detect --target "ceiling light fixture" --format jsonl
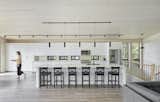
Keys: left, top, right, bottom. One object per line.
{"left": 3, "top": 34, "right": 122, "bottom": 38}
{"left": 79, "top": 41, "right": 81, "bottom": 47}
{"left": 42, "top": 21, "right": 112, "bottom": 24}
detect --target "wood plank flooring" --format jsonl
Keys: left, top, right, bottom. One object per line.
{"left": 0, "top": 72, "right": 122, "bottom": 102}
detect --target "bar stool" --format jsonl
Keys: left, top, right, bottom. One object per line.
{"left": 68, "top": 67, "right": 77, "bottom": 88}
{"left": 108, "top": 67, "right": 120, "bottom": 87}
{"left": 54, "top": 67, "right": 64, "bottom": 88}
{"left": 82, "top": 67, "right": 90, "bottom": 88}
{"left": 95, "top": 67, "right": 105, "bottom": 87}
{"left": 40, "top": 67, "right": 52, "bottom": 87}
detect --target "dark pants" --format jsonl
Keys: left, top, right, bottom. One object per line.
{"left": 17, "top": 64, "right": 23, "bottom": 76}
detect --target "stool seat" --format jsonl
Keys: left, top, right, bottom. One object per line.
{"left": 41, "top": 71, "right": 51, "bottom": 75}
{"left": 69, "top": 71, "right": 77, "bottom": 75}
{"left": 82, "top": 71, "right": 90, "bottom": 75}
{"left": 95, "top": 71, "right": 104, "bottom": 75}
{"left": 54, "top": 72, "right": 64, "bottom": 75}
{"left": 108, "top": 71, "right": 119, "bottom": 75}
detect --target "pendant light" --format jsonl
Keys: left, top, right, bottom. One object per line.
{"left": 49, "top": 42, "right": 51, "bottom": 48}
{"left": 79, "top": 41, "right": 81, "bottom": 47}
{"left": 94, "top": 41, "right": 96, "bottom": 47}
{"left": 64, "top": 42, "right": 66, "bottom": 47}
{"left": 109, "top": 41, "right": 111, "bottom": 47}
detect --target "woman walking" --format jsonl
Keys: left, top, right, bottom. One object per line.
{"left": 12, "top": 51, "right": 24, "bottom": 79}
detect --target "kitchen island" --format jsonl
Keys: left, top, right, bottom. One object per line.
{"left": 35, "top": 64, "right": 126, "bottom": 88}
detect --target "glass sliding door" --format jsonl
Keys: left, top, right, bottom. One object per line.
{"left": 131, "top": 42, "right": 140, "bottom": 70}
{"left": 122, "top": 43, "right": 129, "bottom": 61}
{"left": 122, "top": 42, "right": 129, "bottom": 67}
{"left": 131, "top": 42, "right": 140, "bottom": 63}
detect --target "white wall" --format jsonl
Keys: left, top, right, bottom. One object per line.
{"left": 143, "top": 33, "right": 160, "bottom": 65}
{"left": 6, "top": 42, "right": 122, "bottom": 71}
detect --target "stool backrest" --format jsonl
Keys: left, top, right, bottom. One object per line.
{"left": 96, "top": 67, "right": 105, "bottom": 72}
{"left": 82, "top": 67, "right": 90, "bottom": 72}
{"left": 68, "top": 67, "right": 76, "bottom": 72}
{"left": 111, "top": 67, "right": 120, "bottom": 73}
{"left": 40, "top": 67, "right": 48, "bottom": 72}
{"left": 54, "top": 67, "right": 62, "bottom": 73}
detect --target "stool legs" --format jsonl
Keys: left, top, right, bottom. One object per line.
{"left": 68, "top": 75, "right": 70, "bottom": 88}
{"left": 40, "top": 72, "right": 52, "bottom": 87}
{"left": 75, "top": 74, "right": 77, "bottom": 87}
{"left": 82, "top": 75, "right": 90, "bottom": 88}
{"left": 89, "top": 75, "right": 90, "bottom": 88}
{"left": 54, "top": 75, "right": 55, "bottom": 88}
{"left": 108, "top": 74, "right": 120, "bottom": 88}
{"left": 63, "top": 74, "right": 64, "bottom": 87}
{"left": 68, "top": 75, "right": 77, "bottom": 88}
{"left": 82, "top": 75, "right": 84, "bottom": 88}
{"left": 103, "top": 75, "right": 105, "bottom": 88}
{"left": 95, "top": 74, "right": 97, "bottom": 87}
{"left": 118, "top": 75, "right": 120, "bottom": 87}
{"left": 54, "top": 75, "right": 64, "bottom": 88}
{"left": 95, "top": 75, "right": 104, "bottom": 88}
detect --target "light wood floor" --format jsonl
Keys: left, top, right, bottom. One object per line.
{"left": 0, "top": 72, "right": 122, "bottom": 102}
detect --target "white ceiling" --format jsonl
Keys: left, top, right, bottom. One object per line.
{"left": 0, "top": 0, "right": 160, "bottom": 39}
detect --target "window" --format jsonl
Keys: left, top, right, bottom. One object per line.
{"left": 131, "top": 42, "right": 140, "bottom": 63}
{"left": 122, "top": 43, "right": 129, "bottom": 61}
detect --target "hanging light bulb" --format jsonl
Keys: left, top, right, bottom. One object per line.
{"left": 79, "top": 41, "right": 81, "bottom": 47}
{"left": 109, "top": 41, "right": 111, "bottom": 47}
{"left": 49, "top": 42, "right": 51, "bottom": 48}
{"left": 64, "top": 42, "right": 66, "bottom": 47}
{"left": 94, "top": 41, "right": 96, "bottom": 47}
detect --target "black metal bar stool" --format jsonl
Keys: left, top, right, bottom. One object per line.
{"left": 40, "top": 67, "right": 52, "bottom": 87}
{"left": 54, "top": 67, "right": 64, "bottom": 88}
{"left": 68, "top": 67, "right": 77, "bottom": 88}
{"left": 95, "top": 67, "right": 105, "bottom": 87}
{"left": 82, "top": 67, "right": 90, "bottom": 88}
{"left": 108, "top": 67, "right": 120, "bottom": 87}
